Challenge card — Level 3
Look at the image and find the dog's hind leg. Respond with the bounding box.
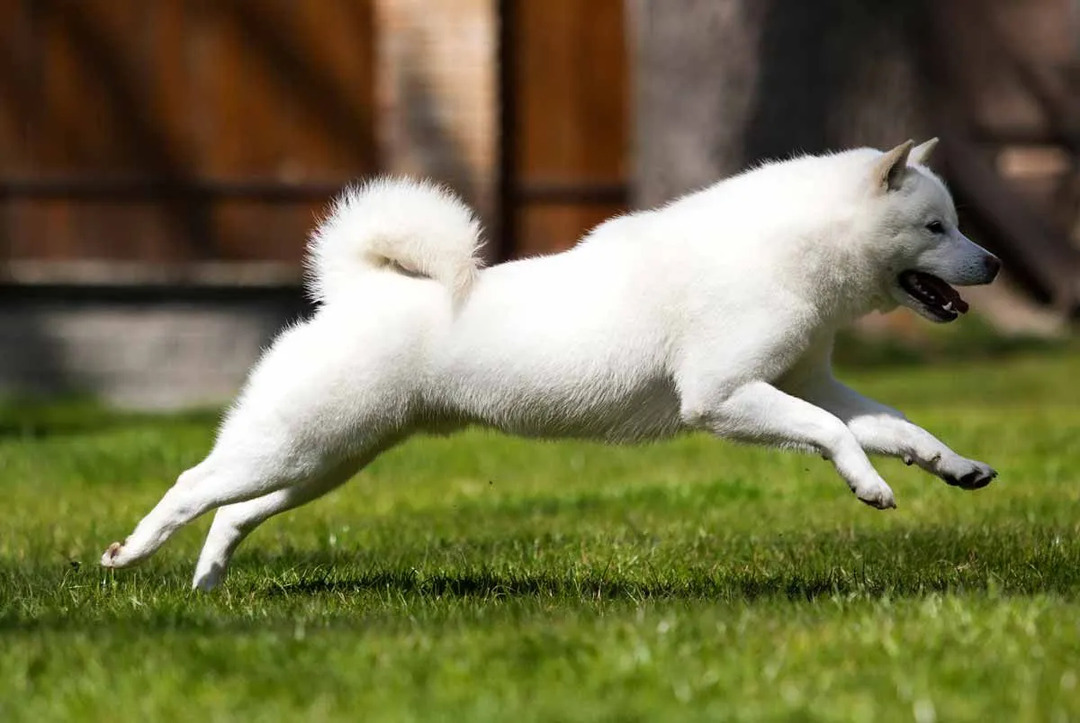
[100,419,404,571]
[99,455,305,570]
[191,462,359,591]
[98,421,370,570]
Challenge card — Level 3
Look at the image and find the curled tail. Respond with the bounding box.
[305,177,484,304]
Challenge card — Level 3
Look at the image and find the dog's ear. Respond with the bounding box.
[910,137,939,166]
[875,140,914,192]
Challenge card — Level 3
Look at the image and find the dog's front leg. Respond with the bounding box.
[787,375,996,491]
[682,380,896,508]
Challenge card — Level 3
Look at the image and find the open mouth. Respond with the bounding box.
[898,270,969,322]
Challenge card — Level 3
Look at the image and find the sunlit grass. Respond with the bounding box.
[1,352,1079,721]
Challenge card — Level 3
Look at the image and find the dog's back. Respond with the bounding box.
[426,237,685,441]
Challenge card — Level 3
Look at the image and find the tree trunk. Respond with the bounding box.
[631,0,931,209]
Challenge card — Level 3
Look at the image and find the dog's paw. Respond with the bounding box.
[192,563,226,592]
[855,480,897,510]
[100,541,131,568]
[940,458,997,490]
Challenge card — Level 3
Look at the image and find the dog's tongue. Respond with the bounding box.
[916,272,969,313]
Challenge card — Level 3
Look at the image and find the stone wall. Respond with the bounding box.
[0,293,309,409]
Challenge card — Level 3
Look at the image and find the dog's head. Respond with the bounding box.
[861,139,1000,323]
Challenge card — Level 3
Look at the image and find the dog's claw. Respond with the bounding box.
[100,541,124,568]
[942,462,997,490]
[855,482,896,510]
[859,495,897,510]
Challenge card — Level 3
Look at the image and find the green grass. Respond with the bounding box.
[2,352,1080,721]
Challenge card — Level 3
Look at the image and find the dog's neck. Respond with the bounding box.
[774,222,890,329]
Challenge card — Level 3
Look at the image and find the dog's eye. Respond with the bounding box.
[926,221,945,234]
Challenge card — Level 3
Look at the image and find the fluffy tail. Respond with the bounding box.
[305,177,484,304]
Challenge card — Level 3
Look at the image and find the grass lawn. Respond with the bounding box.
[2,350,1079,721]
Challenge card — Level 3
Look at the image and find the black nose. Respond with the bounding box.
[984,255,1002,281]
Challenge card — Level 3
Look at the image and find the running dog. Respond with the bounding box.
[101,139,1001,590]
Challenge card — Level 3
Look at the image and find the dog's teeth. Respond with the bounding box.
[943,301,953,312]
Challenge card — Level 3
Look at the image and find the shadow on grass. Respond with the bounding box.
[3,525,1076,633]
[265,567,865,602]
[259,524,1080,602]
[264,560,1075,604]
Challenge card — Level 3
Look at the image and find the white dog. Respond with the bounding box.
[101,139,1001,590]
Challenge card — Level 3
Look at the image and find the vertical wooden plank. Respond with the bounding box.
[0,1,35,175]
[18,0,186,262]
[512,0,628,256]
[516,0,627,184]
[197,0,288,178]
[281,0,376,176]
[79,0,183,262]
[147,0,199,171]
[205,0,375,264]
[191,0,373,179]
[0,1,35,261]
[35,0,166,173]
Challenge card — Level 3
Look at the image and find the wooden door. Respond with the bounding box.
[502,0,629,258]
[0,0,375,284]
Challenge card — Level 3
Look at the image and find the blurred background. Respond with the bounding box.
[0,0,1077,408]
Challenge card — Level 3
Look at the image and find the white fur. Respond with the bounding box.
[100,143,1001,590]
[306,177,483,304]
